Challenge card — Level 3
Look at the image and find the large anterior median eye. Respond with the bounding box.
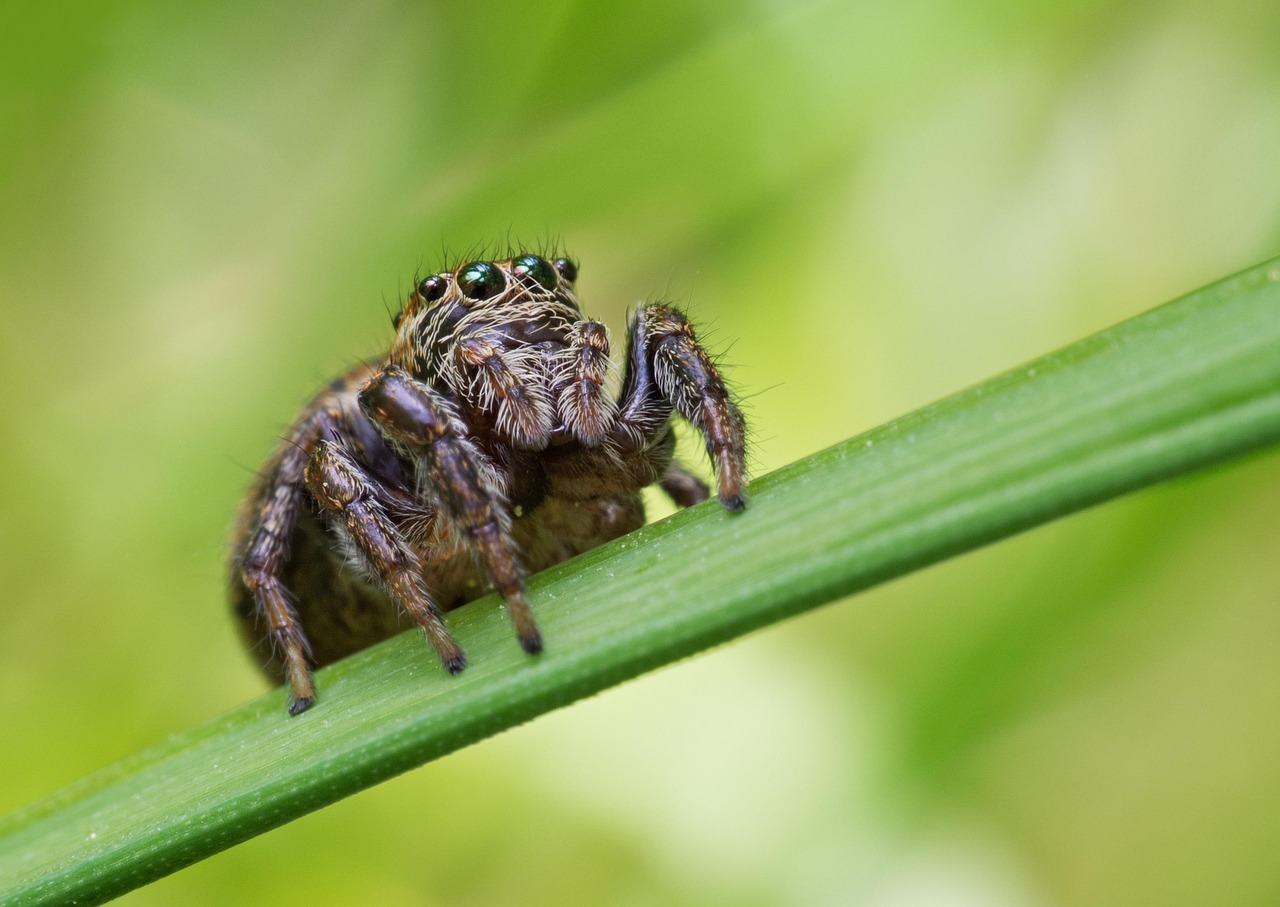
[457,262,506,300]
[511,255,558,291]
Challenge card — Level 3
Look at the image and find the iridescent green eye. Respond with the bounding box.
[511,255,558,290]
[552,257,578,284]
[416,274,448,302]
[457,262,505,300]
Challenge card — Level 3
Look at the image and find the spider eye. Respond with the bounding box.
[511,255,558,290]
[457,262,506,300]
[552,258,578,284]
[416,274,448,303]
[392,310,404,330]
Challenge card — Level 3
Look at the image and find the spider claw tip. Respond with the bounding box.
[519,630,544,656]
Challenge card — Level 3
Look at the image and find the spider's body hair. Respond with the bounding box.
[390,258,609,451]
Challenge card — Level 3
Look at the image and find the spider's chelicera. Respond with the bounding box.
[231,253,747,715]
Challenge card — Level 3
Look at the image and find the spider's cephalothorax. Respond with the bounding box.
[230,254,747,715]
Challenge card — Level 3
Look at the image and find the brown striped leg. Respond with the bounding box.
[552,319,618,445]
[358,366,543,655]
[455,335,554,449]
[235,409,335,715]
[614,304,748,511]
[304,440,467,674]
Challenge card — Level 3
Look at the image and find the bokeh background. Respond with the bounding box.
[3,1,1280,904]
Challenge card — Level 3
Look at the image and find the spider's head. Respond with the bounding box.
[388,254,583,385]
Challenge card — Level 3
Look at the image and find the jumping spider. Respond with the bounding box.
[230,253,747,715]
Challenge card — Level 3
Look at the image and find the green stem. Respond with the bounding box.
[3,258,1280,905]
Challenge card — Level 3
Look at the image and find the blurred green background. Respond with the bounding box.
[3,1,1280,904]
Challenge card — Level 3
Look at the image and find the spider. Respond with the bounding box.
[230,253,748,715]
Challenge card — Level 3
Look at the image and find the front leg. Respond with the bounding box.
[358,366,543,655]
[615,304,748,510]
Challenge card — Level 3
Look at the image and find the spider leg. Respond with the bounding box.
[304,440,467,676]
[613,304,747,510]
[234,408,334,716]
[550,319,618,445]
[660,461,711,508]
[455,335,554,449]
[359,366,543,655]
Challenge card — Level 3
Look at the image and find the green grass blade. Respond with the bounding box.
[2,257,1280,905]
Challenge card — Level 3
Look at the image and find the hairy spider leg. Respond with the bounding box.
[551,319,617,445]
[359,366,543,655]
[235,407,334,715]
[305,440,468,680]
[455,336,554,449]
[613,304,748,510]
[659,462,711,508]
